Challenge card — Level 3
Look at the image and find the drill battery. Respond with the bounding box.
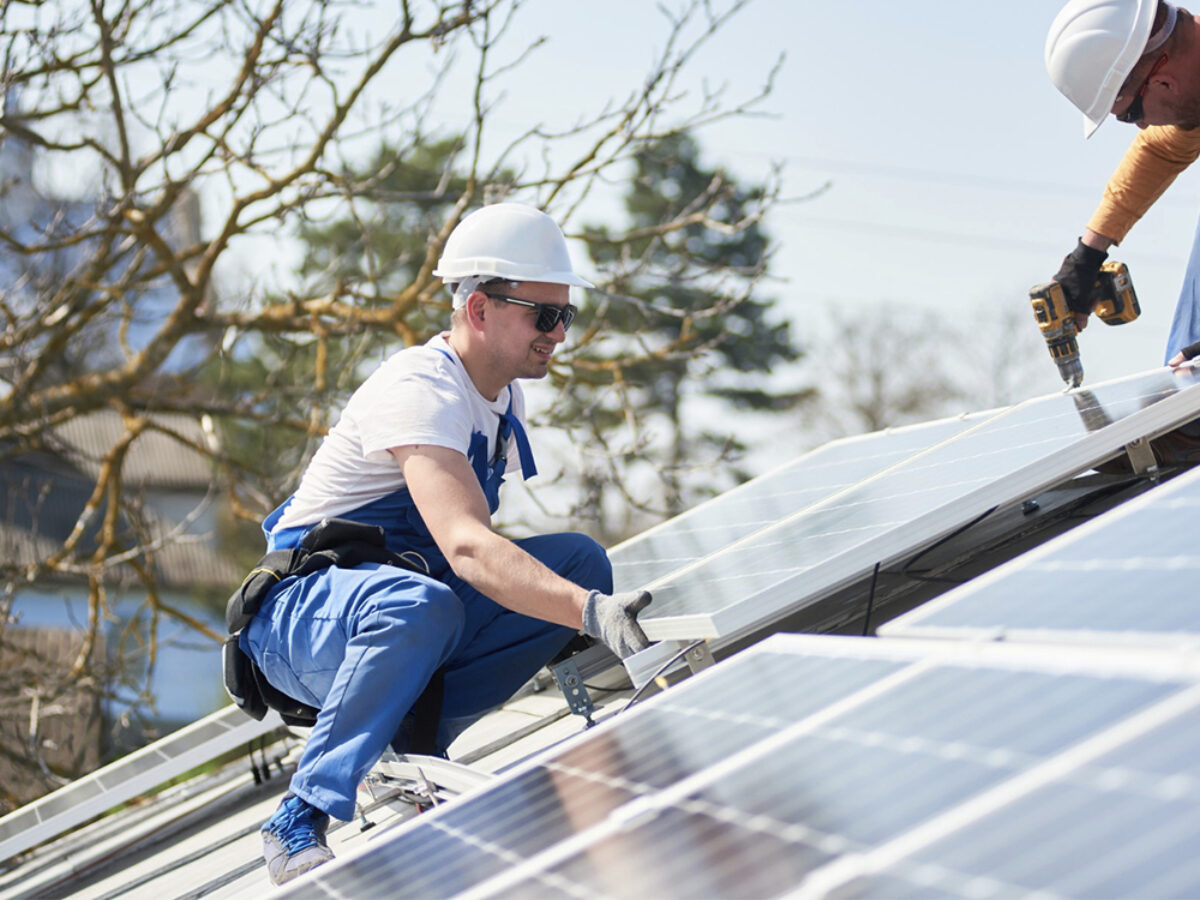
[1029,261,1140,388]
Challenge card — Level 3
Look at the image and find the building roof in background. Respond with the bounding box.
[47,410,218,491]
[0,409,237,589]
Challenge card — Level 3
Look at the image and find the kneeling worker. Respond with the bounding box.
[238,202,653,885]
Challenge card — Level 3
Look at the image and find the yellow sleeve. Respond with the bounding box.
[1086,125,1200,243]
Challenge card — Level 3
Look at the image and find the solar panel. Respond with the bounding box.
[827,707,1200,897]
[879,462,1200,647]
[634,367,1200,641]
[608,413,989,592]
[281,633,1200,900]
[0,704,282,864]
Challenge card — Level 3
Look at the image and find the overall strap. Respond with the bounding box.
[438,344,536,479]
[499,393,537,479]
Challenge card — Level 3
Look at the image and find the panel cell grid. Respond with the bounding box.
[836,704,1200,898]
[286,649,904,898]
[881,457,1200,645]
[493,653,1187,900]
[609,415,984,592]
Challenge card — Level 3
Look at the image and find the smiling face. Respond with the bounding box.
[482,280,572,379]
[452,279,574,399]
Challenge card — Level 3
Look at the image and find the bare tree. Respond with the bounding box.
[961,304,1065,408]
[800,306,968,440]
[795,302,1058,448]
[0,0,780,789]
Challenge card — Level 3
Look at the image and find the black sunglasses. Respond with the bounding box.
[485,294,578,333]
[1117,52,1168,124]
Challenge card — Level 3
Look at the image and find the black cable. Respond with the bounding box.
[876,476,1146,615]
[257,738,272,781]
[1059,475,1143,520]
[622,640,707,713]
[862,562,881,637]
[247,742,263,785]
[900,505,998,583]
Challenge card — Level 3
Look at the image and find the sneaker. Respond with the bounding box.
[261,793,335,885]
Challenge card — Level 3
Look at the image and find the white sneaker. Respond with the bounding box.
[261,794,335,885]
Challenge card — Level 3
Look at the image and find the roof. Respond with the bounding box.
[0,409,239,590]
[2,366,1200,898]
[47,409,218,491]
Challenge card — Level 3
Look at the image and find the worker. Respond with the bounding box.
[240,202,653,885]
[1044,0,1200,360]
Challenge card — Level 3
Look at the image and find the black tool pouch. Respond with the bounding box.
[223,634,269,720]
[222,518,422,727]
[299,517,387,553]
[225,548,303,633]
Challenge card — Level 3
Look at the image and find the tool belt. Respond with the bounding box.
[222,517,444,752]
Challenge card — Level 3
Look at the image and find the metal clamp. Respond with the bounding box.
[682,641,714,674]
[550,655,595,724]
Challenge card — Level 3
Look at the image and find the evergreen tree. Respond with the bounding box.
[556,133,807,535]
[296,137,502,342]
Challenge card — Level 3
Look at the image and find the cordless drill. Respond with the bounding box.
[1029,261,1141,388]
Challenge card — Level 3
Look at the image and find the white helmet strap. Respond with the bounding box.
[1145,3,1178,55]
[451,275,486,310]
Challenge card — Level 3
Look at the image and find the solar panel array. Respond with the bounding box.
[0,704,282,864]
[635,366,1200,640]
[880,461,1200,647]
[608,413,989,592]
[283,634,1200,899]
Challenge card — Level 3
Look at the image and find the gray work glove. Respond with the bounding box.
[583,589,652,659]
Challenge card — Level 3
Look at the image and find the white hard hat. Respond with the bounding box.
[1045,0,1160,137]
[433,202,593,292]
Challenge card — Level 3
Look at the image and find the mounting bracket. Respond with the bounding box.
[1124,436,1159,480]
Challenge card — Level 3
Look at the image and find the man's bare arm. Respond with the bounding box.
[390,444,588,629]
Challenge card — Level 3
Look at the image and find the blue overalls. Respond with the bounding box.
[240,372,612,822]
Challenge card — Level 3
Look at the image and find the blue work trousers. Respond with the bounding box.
[241,532,611,821]
[1165,213,1200,363]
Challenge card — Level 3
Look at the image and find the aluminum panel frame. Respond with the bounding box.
[636,367,1200,642]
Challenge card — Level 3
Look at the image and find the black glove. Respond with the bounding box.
[582,590,652,659]
[1053,238,1108,315]
[1179,341,1200,362]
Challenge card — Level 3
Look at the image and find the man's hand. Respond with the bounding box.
[1169,341,1200,367]
[1054,238,1109,330]
[583,590,652,659]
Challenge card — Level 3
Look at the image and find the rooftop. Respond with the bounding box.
[2,365,1199,898]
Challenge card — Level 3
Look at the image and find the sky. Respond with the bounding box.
[426,0,1200,396]
[30,0,1188,467]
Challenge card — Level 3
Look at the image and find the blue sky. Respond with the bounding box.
[441,0,1200,391]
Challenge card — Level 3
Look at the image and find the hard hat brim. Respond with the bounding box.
[1046,0,1159,140]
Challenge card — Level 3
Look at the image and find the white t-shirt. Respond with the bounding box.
[274,333,526,530]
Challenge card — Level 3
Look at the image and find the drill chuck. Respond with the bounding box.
[1047,336,1084,388]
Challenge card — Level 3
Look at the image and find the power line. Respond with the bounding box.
[722,150,1200,210]
[774,212,1190,265]
[782,154,1139,201]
